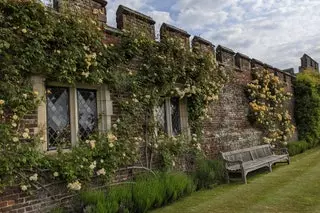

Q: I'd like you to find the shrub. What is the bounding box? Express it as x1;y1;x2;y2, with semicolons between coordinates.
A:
132;174;164;213
80;172;194;213
193;159;225;190
287;141;310;156
80;185;133;213
163;172;194;204
132;172;194;213
295;70;320;147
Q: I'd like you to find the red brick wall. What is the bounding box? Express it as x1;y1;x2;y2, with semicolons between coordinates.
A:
0;1;298;212
0;184;73;213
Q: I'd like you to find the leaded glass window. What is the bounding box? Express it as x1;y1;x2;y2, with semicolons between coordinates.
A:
46;87;71;150
170;97;181;135
155;98;182;136
40;0;59;10
77;89;98;140
155;101;167;133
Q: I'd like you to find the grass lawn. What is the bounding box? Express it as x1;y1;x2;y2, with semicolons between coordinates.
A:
152;147;320;213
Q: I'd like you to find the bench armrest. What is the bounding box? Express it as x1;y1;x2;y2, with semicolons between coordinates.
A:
222;159;244;168
272;147;289;155
223;159;243;164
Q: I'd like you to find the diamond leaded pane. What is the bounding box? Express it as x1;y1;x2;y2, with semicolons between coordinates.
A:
171;97;181;136
40;0;58;9
47;87;71;150
77;89;98;140
155;101;167;133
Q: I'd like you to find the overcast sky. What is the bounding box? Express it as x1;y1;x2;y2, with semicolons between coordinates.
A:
106;0;320;72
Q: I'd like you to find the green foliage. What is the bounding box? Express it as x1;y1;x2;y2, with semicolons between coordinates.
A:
132;174;165;212
0;0;229;191
192;159;224;190
81;185;133;213
46;132;138;185
162;172;194;203
287;141;310;156
156;134;201;171
131;172;194;212
80;172;194;213
247;69;295;145
295;70;320;147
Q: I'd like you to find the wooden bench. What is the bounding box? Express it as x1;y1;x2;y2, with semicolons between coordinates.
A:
220;144;290;184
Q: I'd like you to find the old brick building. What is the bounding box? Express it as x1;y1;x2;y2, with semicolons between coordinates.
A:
0;0;297;212
299;54;319;73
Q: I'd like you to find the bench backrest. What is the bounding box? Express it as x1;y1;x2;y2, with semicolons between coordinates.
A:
221;144;273;162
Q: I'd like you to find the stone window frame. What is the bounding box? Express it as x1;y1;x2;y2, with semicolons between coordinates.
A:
154;97;189;137
31;76;113;153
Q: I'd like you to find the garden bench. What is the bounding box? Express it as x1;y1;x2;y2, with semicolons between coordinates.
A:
220;144;290;184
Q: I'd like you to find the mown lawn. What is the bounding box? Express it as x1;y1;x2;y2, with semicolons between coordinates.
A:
153;147;320;213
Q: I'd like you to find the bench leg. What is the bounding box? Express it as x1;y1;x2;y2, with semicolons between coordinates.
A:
242;171;247;184
225;171;230;184
287;157;290;165
269;164;272;172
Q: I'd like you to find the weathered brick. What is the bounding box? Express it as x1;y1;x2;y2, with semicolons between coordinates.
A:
0;201;8;208
25;206;32;212
17;209;25;213
7;200;15;207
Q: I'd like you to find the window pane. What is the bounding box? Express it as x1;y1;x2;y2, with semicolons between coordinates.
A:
41;0;53;7
47;87;71;150
40;0;59;10
77;89;98;140
170;97;181;135
155;101;167;133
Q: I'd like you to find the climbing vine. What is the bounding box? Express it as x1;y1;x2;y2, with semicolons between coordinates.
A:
0;0;229;192
246;69;295;146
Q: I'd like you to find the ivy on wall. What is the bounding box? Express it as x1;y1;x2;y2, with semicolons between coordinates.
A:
294;70;320;147
0;0;229;192
246;69;295;146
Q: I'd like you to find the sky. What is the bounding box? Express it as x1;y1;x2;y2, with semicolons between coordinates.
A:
106;0;320;72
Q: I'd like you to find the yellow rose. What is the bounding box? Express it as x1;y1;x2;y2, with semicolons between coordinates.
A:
108;133;117;142
12;114;18;120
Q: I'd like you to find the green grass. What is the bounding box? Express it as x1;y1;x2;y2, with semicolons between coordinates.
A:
152;147;320;213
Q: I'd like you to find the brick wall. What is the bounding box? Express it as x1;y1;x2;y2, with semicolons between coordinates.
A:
0;1;298;212
203;51;263;158
0;184;73;213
